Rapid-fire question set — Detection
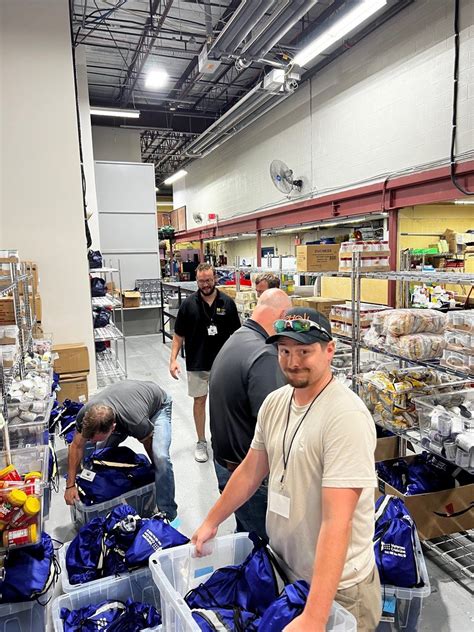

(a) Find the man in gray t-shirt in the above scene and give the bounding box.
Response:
[64,380,177,520]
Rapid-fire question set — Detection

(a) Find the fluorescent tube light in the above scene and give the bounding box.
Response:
[293,0,387,67]
[454,199,474,205]
[145,69,169,89]
[90,107,140,118]
[164,169,188,185]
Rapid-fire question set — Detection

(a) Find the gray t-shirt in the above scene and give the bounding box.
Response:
[75,380,167,440]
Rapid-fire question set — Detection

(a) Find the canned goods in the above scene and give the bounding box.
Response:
[9,496,41,528]
[0,490,27,529]
[0,465,21,482]
[2,523,37,548]
[23,471,42,496]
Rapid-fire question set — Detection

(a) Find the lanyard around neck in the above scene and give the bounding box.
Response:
[280,376,334,490]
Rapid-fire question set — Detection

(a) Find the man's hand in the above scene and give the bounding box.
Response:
[191,520,218,556]
[169,359,181,380]
[64,484,80,506]
[283,613,325,632]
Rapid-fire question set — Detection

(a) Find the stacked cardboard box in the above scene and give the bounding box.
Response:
[291,296,341,319]
[53,343,90,403]
[122,291,141,308]
[296,245,340,272]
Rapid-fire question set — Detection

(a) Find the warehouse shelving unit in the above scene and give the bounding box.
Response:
[305,255,474,581]
[89,264,127,386]
[159,281,196,355]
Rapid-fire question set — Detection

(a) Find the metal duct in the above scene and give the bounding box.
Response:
[241,0,318,59]
[209,0,276,60]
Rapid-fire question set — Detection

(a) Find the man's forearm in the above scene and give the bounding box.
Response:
[170,334,183,362]
[67,442,85,486]
[302,520,352,626]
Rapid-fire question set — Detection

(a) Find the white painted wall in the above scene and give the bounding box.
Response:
[92,126,142,162]
[76,46,100,249]
[174,0,474,229]
[0,0,96,387]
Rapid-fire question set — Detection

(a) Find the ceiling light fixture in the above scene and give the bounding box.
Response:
[90,107,140,118]
[145,69,169,89]
[293,0,387,67]
[454,199,474,205]
[163,169,188,185]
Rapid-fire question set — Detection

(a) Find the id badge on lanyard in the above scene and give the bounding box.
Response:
[207,324,218,336]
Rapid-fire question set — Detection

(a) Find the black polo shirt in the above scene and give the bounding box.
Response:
[209,319,286,464]
[174,289,241,371]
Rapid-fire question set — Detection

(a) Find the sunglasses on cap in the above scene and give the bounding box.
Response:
[273,318,332,340]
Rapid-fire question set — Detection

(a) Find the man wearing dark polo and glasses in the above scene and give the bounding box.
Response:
[169,263,240,463]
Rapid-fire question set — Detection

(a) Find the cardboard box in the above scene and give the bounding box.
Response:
[122,291,141,308]
[53,343,90,374]
[374,436,399,462]
[376,455,474,539]
[443,229,474,254]
[57,372,88,403]
[291,296,341,318]
[0,294,41,324]
[296,245,340,272]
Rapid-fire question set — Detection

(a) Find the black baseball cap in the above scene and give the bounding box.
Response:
[266,306,333,345]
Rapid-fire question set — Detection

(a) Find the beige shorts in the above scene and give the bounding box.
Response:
[335,565,382,632]
[187,371,210,398]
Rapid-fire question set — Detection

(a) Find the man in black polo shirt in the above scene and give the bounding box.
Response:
[169,263,240,463]
[209,288,291,539]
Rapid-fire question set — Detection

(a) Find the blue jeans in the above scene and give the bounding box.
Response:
[151,395,177,521]
[214,460,268,542]
[98,395,177,521]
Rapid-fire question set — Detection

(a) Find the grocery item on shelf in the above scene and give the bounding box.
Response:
[444,329,474,355]
[0,344,18,367]
[358,366,468,430]
[387,332,445,361]
[372,309,446,336]
[415,389,474,468]
[339,240,390,271]
[0,325,19,345]
[440,349,474,375]
[446,310,474,333]
[0,463,43,548]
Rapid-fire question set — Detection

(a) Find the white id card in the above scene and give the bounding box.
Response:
[207,325,218,336]
[269,491,291,519]
[78,469,96,482]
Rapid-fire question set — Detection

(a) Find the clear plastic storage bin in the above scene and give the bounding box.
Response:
[51,567,161,632]
[377,533,430,631]
[59,541,143,592]
[0,589,51,632]
[150,532,357,632]
[70,481,156,527]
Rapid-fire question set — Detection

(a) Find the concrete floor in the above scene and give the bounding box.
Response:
[45,334,474,630]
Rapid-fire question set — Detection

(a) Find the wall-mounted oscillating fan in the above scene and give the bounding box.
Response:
[270,159,303,196]
[193,212,203,224]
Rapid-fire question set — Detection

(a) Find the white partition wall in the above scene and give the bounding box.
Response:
[95,161,160,289]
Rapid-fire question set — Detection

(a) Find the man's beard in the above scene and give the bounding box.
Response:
[199,285,215,296]
[285,370,310,388]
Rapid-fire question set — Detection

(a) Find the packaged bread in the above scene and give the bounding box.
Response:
[380,309,446,336]
[389,333,445,360]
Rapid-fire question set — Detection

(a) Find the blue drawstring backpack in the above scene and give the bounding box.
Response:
[50,399,84,444]
[61,598,161,632]
[376,459,408,493]
[76,446,154,506]
[405,453,455,496]
[192,607,260,631]
[374,495,424,588]
[185,534,288,617]
[257,580,310,631]
[125,516,189,567]
[66,504,188,585]
[0,532,59,603]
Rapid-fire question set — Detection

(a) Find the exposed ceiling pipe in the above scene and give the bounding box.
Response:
[241,0,318,58]
[209,0,277,60]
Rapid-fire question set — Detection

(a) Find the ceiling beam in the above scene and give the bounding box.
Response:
[117,0,175,107]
